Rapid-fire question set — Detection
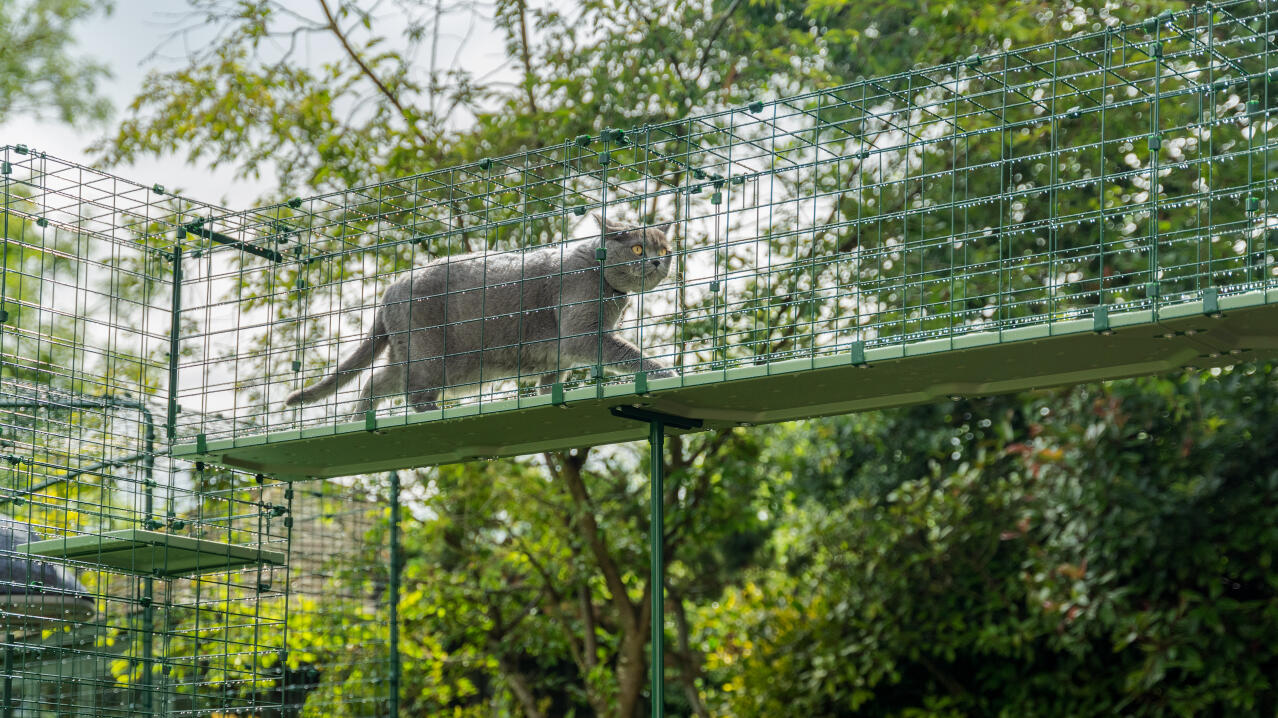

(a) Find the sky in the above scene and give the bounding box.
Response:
[0,0,514,208]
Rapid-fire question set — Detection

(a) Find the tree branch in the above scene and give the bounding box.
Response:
[548,450,639,631]
[668,585,710,718]
[694,0,744,78]
[514,0,539,113]
[497,654,546,718]
[317,0,431,147]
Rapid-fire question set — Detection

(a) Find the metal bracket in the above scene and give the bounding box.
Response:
[609,405,703,430]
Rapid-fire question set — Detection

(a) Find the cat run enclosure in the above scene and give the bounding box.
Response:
[3,1,1278,715]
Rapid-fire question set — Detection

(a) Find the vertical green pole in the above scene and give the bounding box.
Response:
[388,471,401,717]
[167,242,183,442]
[649,421,664,718]
[141,579,154,715]
[3,634,12,718]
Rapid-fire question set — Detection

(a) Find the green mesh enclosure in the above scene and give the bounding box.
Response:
[154,1,1277,474]
[1,1,1277,715]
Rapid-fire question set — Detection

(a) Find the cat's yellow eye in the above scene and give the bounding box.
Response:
[631,245,644,256]
[660,246,670,256]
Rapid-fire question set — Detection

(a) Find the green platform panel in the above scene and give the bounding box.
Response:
[16,529,286,578]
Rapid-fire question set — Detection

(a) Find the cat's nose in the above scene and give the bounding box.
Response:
[649,259,662,268]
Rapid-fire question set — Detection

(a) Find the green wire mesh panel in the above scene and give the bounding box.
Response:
[0,153,295,715]
[0,384,294,716]
[148,1,1277,475]
[2,3,1276,480]
[284,478,397,717]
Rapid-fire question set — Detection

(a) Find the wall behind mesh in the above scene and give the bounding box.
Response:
[283,478,395,717]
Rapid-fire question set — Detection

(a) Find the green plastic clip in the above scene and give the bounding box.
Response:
[291,360,301,372]
[287,197,303,209]
[575,134,592,147]
[709,280,721,293]
[1248,99,1263,117]
[479,158,493,170]
[0,309,8,323]
[965,54,982,69]
[13,145,27,155]
[551,382,565,406]
[748,101,765,113]
[35,217,48,228]
[635,371,649,395]
[850,340,866,366]
[1,162,11,175]
[365,410,378,432]
[152,184,165,195]
[1149,135,1162,150]
[599,151,611,166]
[196,433,208,454]
[574,205,587,216]
[1246,196,1260,212]
[1093,305,1111,334]
[710,192,722,205]
[595,247,607,261]
[1202,286,1221,317]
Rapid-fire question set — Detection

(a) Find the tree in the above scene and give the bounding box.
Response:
[0,0,113,127]
[717,366,1278,716]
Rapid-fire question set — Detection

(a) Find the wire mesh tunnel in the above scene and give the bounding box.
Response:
[1,1,1277,715]
[159,1,1278,475]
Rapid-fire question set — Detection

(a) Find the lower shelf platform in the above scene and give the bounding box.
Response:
[173,287,1278,479]
[16,529,286,577]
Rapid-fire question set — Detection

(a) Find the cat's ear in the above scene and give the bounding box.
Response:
[651,222,673,237]
[593,213,628,236]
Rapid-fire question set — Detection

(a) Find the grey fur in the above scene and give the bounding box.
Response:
[284,216,675,412]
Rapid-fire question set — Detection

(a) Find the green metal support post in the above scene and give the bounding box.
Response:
[649,419,664,717]
[3,633,11,718]
[388,470,401,717]
[609,405,702,718]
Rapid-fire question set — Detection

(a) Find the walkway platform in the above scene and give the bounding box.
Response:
[172,288,1278,479]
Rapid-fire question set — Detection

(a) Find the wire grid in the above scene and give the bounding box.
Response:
[130,1,1277,443]
[0,152,295,715]
[0,1,1272,715]
[283,479,395,717]
[0,381,293,716]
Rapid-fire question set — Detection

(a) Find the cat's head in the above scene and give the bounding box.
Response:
[593,214,674,293]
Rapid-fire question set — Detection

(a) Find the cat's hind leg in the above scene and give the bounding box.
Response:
[405,357,443,412]
[537,371,566,395]
[351,364,406,415]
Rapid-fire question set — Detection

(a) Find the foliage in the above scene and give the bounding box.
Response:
[0,0,113,127]
[718,367,1278,716]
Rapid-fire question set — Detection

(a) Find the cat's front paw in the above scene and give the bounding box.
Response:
[646,367,678,380]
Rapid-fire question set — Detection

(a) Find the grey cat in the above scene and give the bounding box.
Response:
[284,215,676,413]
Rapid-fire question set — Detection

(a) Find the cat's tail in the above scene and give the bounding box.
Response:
[284,314,388,407]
